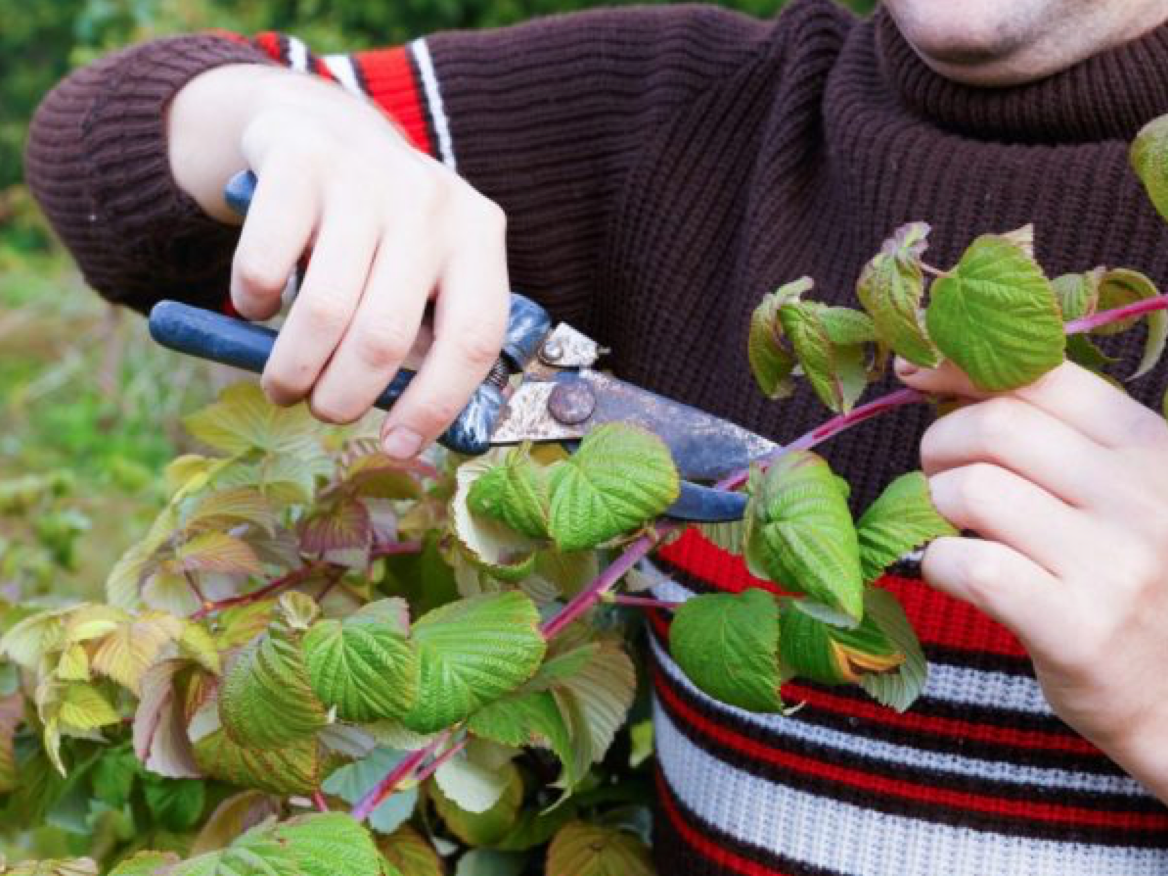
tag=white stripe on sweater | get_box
[655,705,1167,876]
[646,565,1052,715]
[286,36,309,73]
[410,38,457,170]
[323,54,363,97]
[651,635,1148,797]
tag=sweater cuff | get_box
[26,34,272,312]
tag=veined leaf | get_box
[0,606,71,670]
[322,747,419,835]
[670,589,783,713]
[857,589,928,712]
[185,487,277,536]
[108,852,180,875]
[219,604,327,747]
[926,233,1065,391]
[857,222,939,367]
[303,614,418,723]
[378,824,444,876]
[106,506,180,610]
[177,532,262,577]
[90,613,185,694]
[856,472,957,583]
[5,860,100,876]
[403,592,545,734]
[779,595,905,687]
[1093,269,1167,380]
[468,448,551,540]
[298,497,373,556]
[192,727,327,796]
[745,452,864,622]
[468,691,575,785]
[778,298,872,414]
[183,382,325,456]
[344,453,422,500]
[1132,114,1168,222]
[550,639,636,772]
[546,822,654,876]
[548,424,679,552]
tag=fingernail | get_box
[382,426,423,460]
[895,358,919,378]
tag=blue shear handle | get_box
[148,300,505,455]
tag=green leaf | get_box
[856,472,957,583]
[143,777,205,831]
[468,691,574,785]
[778,298,871,414]
[1094,269,1167,380]
[219,607,327,747]
[548,424,679,552]
[549,639,636,772]
[669,589,783,712]
[55,683,120,730]
[857,589,928,712]
[546,822,654,876]
[434,738,520,814]
[455,850,528,876]
[451,454,539,581]
[183,382,325,456]
[303,614,418,723]
[1053,271,1115,372]
[468,449,551,540]
[432,760,524,847]
[697,519,746,556]
[926,233,1066,391]
[402,592,546,733]
[747,288,798,399]
[857,222,939,367]
[779,595,906,687]
[379,534,459,617]
[108,852,180,876]
[6,861,101,876]
[1132,114,1168,222]
[745,452,864,622]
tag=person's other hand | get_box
[171,66,510,458]
[896,357,1168,800]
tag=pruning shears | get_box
[148,171,779,522]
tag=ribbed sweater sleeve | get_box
[24,35,275,313]
[24,7,773,318]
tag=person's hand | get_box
[169,65,510,458]
[896,357,1168,800]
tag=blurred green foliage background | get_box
[0,0,871,604]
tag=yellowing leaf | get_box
[53,683,120,730]
[219,609,327,747]
[185,487,277,535]
[0,607,71,670]
[183,382,325,456]
[0,693,23,793]
[193,727,327,796]
[550,639,636,772]
[378,824,444,876]
[546,822,654,876]
[190,790,281,856]
[177,532,262,576]
[548,425,679,552]
[91,613,185,694]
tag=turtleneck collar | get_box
[874,6,1168,143]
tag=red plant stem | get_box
[351,745,432,822]
[191,541,422,621]
[1065,293,1168,335]
[610,594,682,611]
[312,790,329,813]
[354,290,1168,821]
[371,540,424,558]
[413,736,469,785]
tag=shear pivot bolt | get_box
[541,339,564,362]
[548,382,595,425]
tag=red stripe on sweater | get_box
[648,610,1093,754]
[353,47,435,156]
[659,527,1028,657]
[654,669,1168,830]
[253,32,284,63]
[312,55,335,82]
[657,770,789,876]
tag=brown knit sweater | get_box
[25,3,1168,873]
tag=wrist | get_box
[1092,704,1168,803]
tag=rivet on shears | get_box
[541,339,565,362]
[548,381,596,425]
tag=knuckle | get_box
[962,554,1004,605]
[353,325,412,371]
[972,398,1020,449]
[234,250,289,295]
[457,329,503,368]
[308,392,362,426]
[954,463,1001,517]
[261,369,310,405]
[298,292,350,334]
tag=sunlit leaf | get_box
[403,592,545,733]
[452,454,539,581]
[467,448,551,540]
[192,727,327,796]
[856,472,957,583]
[183,382,325,456]
[926,233,1065,391]
[90,613,184,694]
[548,424,678,552]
